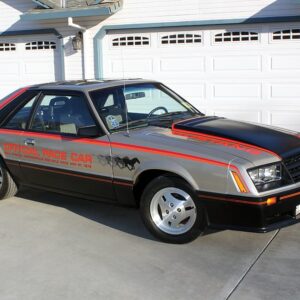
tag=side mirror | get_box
[77,125,100,138]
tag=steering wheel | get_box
[147,106,168,119]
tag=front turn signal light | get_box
[267,197,277,206]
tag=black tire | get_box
[140,176,207,244]
[0,160,18,200]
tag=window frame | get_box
[25,41,57,51]
[110,34,151,49]
[270,27,300,43]
[26,89,104,138]
[1,91,42,130]
[0,43,16,52]
[159,32,203,46]
[212,30,260,45]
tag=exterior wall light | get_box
[72,32,83,51]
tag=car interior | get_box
[31,95,95,135]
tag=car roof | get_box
[29,79,158,92]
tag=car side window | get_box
[90,88,126,130]
[4,96,37,130]
[30,94,96,135]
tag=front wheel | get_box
[140,176,206,244]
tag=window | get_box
[214,31,259,43]
[124,85,187,115]
[272,29,300,41]
[111,36,150,47]
[25,41,56,50]
[161,33,202,45]
[4,96,37,130]
[30,94,96,135]
[90,88,125,130]
[0,43,16,51]
[90,84,193,132]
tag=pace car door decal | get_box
[3,143,93,170]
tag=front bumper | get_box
[198,188,300,232]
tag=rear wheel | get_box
[0,160,18,200]
[140,176,206,244]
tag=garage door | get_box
[0,35,62,99]
[102,23,300,131]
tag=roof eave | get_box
[21,1,122,21]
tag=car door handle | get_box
[24,138,36,146]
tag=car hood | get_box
[172,116,300,159]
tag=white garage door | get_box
[102,23,300,131]
[0,35,61,99]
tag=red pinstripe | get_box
[198,194,268,206]
[0,128,249,192]
[280,191,300,201]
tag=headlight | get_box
[248,164,282,186]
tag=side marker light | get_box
[231,171,248,193]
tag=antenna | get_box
[121,46,130,137]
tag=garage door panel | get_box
[24,61,55,74]
[270,55,300,71]
[213,83,262,99]
[212,110,262,123]
[112,59,153,73]
[0,62,20,78]
[269,111,300,131]
[270,83,300,99]
[160,57,205,72]
[213,55,262,71]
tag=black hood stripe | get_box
[172,126,280,158]
[173,117,300,159]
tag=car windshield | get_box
[89,83,200,132]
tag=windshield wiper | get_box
[149,111,197,121]
[148,111,185,119]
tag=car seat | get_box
[96,93,127,130]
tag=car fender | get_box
[133,159,200,191]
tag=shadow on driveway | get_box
[16,187,221,242]
[17,188,157,241]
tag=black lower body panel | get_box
[198,189,300,232]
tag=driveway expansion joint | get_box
[226,229,280,300]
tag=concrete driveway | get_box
[0,189,299,300]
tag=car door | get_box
[19,90,115,201]
[0,91,40,183]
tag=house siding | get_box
[102,0,300,24]
[1,0,300,81]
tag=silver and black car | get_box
[0,80,299,243]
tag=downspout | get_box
[67,17,88,79]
